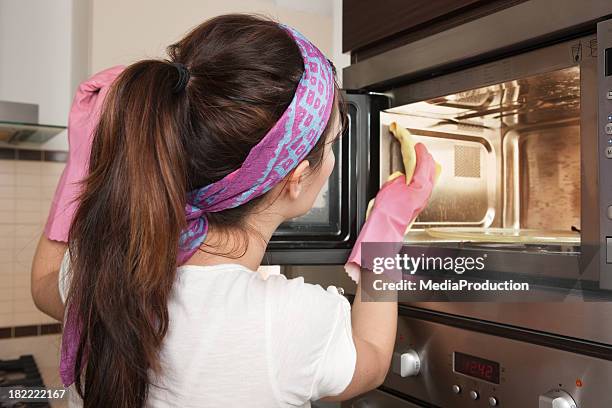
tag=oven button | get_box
[399,350,421,377]
[608,205,612,220]
[607,146,612,159]
[608,90,612,99]
[469,390,479,400]
[488,396,499,406]
[391,349,421,377]
[606,123,612,135]
[452,384,461,394]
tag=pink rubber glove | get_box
[344,143,436,283]
[44,65,125,242]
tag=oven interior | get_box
[380,66,582,252]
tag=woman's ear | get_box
[286,160,310,200]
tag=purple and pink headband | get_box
[177,23,335,264]
[60,23,335,387]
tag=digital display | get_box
[453,352,500,384]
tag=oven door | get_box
[263,92,389,265]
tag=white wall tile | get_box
[0,288,13,300]
[0,301,12,314]
[15,185,41,199]
[15,211,40,224]
[0,199,15,211]
[0,211,15,223]
[15,173,41,187]
[41,186,58,199]
[15,161,42,175]
[0,236,13,250]
[42,162,66,176]
[12,262,30,276]
[0,160,16,175]
[0,249,14,264]
[15,224,42,237]
[14,299,37,313]
[0,313,13,327]
[17,199,40,212]
[0,173,15,186]
[0,225,16,235]
[42,174,62,186]
[12,312,44,326]
[12,286,31,301]
[15,247,36,265]
[0,261,13,274]
[0,185,14,197]
[15,237,38,254]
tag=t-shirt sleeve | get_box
[265,275,356,405]
[58,249,71,305]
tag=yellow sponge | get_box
[389,122,417,184]
[365,124,442,221]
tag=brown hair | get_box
[65,13,346,408]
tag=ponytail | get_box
[67,60,188,407]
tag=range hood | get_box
[0,100,66,147]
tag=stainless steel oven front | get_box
[334,0,612,407]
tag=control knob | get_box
[538,389,577,408]
[391,349,421,377]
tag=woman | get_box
[31,13,435,408]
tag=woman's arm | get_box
[322,279,397,401]
[30,67,125,323]
[326,143,437,401]
[31,234,66,321]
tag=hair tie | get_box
[171,62,190,93]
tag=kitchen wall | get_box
[332,0,351,86]
[0,0,92,152]
[0,153,65,329]
[0,0,72,126]
[89,0,334,74]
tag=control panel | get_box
[383,315,612,407]
[599,18,612,289]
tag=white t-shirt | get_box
[58,250,356,407]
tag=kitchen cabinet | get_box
[343,0,526,61]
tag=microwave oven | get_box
[266,3,612,295]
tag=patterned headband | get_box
[176,23,335,264]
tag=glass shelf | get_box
[0,120,66,145]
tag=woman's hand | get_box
[344,143,437,282]
[44,65,125,242]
